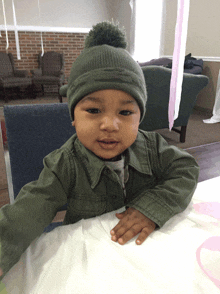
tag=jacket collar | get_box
[74,131,152,189]
[126,131,152,176]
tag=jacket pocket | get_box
[68,191,106,220]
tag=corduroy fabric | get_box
[66,45,147,122]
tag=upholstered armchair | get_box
[139,66,209,142]
[31,51,65,102]
[0,52,32,102]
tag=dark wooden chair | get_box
[0,52,32,102]
[31,51,65,102]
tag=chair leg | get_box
[58,84,63,103]
[41,85,44,97]
[3,88,9,103]
[58,94,63,103]
[17,87,22,99]
[180,126,187,143]
[172,126,187,143]
[28,84,36,99]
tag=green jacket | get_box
[0,130,199,278]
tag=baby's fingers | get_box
[117,223,143,245]
[110,210,128,236]
[115,211,127,219]
[136,227,155,245]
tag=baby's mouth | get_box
[97,140,119,149]
[99,140,118,144]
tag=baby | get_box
[0,22,199,279]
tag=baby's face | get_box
[72,89,141,160]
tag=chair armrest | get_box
[14,70,29,77]
[53,70,64,77]
[31,69,42,76]
[139,57,172,67]
[59,84,68,97]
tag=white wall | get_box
[0,0,133,50]
[163,0,220,58]
[2,0,219,58]
[0,0,113,29]
[112,0,220,59]
[109,0,132,52]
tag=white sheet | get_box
[3,176,220,294]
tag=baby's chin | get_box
[97,154,123,162]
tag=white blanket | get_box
[3,176,220,294]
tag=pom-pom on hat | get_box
[61,21,147,122]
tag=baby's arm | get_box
[110,132,199,245]
[0,149,71,279]
[126,133,199,232]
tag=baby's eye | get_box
[86,108,101,114]
[120,110,133,116]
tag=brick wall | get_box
[0,30,87,83]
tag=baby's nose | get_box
[100,116,120,132]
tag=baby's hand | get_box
[110,207,156,245]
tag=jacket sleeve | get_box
[127,132,200,228]
[0,148,74,279]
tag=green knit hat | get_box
[60,22,147,122]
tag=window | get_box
[132,0,164,62]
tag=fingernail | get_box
[118,238,123,244]
[111,236,117,241]
[110,230,115,235]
